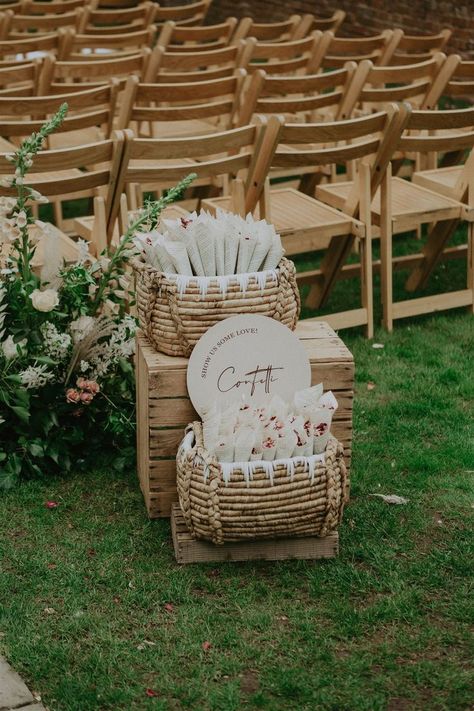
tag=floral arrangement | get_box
[134,209,285,292]
[202,384,338,469]
[0,103,195,488]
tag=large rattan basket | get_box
[131,256,300,357]
[176,422,347,545]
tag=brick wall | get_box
[207,0,473,57]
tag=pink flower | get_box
[45,501,59,509]
[80,391,94,404]
[66,388,81,404]
[263,437,275,449]
[76,378,100,394]
[180,217,192,228]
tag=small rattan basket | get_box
[176,422,347,545]
[131,256,300,357]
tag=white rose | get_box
[2,335,27,359]
[30,288,59,312]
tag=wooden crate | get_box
[171,504,338,564]
[136,320,354,518]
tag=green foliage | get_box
[0,106,195,487]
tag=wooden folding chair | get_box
[293,10,346,37]
[388,29,452,65]
[0,82,120,230]
[0,81,119,148]
[316,106,474,329]
[59,25,156,60]
[315,30,401,71]
[156,18,237,51]
[0,8,81,39]
[144,41,253,83]
[424,58,474,109]
[233,15,303,43]
[0,59,40,97]
[0,132,125,264]
[117,71,246,138]
[108,119,280,241]
[21,0,87,13]
[0,31,60,60]
[152,0,212,28]
[203,108,407,337]
[246,33,324,75]
[239,63,357,126]
[77,2,157,36]
[339,54,460,117]
[39,49,151,92]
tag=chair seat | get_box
[316,176,464,231]
[412,166,462,199]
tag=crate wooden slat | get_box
[171,504,338,564]
[137,320,354,518]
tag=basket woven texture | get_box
[131,256,301,357]
[176,422,347,545]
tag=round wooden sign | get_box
[187,315,311,416]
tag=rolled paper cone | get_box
[155,240,177,273]
[294,383,324,414]
[262,444,277,461]
[194,221,216,276]
[275,429,298,459]
[262,435,277,461]
[261,233,284,270]
[318,390,339,412]
[224,234,239,275]
[269,395,288,419]
[234,427,255,462]
[247,233,272,273]
[293,443,308,457]
[202,405,220,452]
[216,438,234,463]
[219,406,237,435]
[312,409,333,454]
[183,234,205,276]
[164,239,193,276]
[215,236,226,276]
[236,237,257,274]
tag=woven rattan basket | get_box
[131,257,300,356]
[176,422,347,545]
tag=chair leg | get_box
[405,219,458,292]
[468,221,474,315]
[380,166,393,332]
[306,235,354,310]
[359,161,373,338]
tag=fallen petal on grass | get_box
[370,494,409,505]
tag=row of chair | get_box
[3,23,455,70]
[0,53,469,143]
[0,104,472,335]
[3,37,472,105]
[0,5,347,41]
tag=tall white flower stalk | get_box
[3,103,68,289]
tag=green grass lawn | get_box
[1,307,473,711]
